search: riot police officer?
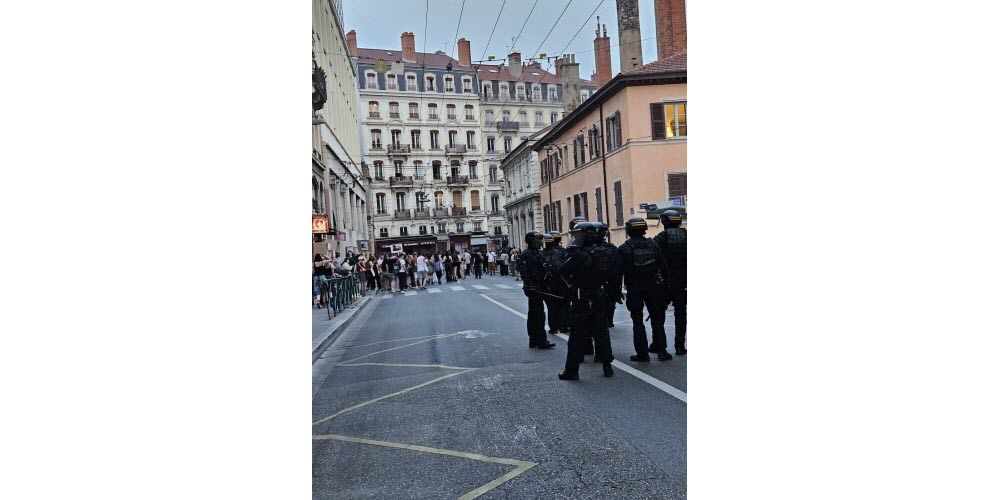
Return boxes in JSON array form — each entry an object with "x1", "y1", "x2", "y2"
[
  {"x1": 518, "y1": 231, "x2": 556, "y2": 350},
  {"x1": 542, "y1": 233, "x2": 570, "y2": 334},
  {"x1": 619, "y1": 217, "x2": 672, "y2": 361},
  {"x1": 653, "y1": 210, "x2": 687, "y2": 355},
  {"x1": 563, "y1": 218, "x2": 594, "y2": 355},
  {"x1": 592, "y1": 221, "x2": 623, "y2": 329},
  {"x1": 558, "y1": 222, "x2": 615, "y2": 380}
]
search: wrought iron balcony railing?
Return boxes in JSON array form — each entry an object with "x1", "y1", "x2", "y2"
[
  {"x1": 446, "y1": 145, "x2": 467, "y2": 155},
  {"x1": 447, "y1": 175, "x2": 469, "y2": 185},
  {"x1": 387, "y1": 145, "x2": 411, "y2": 155},
  {"x1": 394, "y1": 209, "x2": 412, "y2": 219},
  {"x1": 389, "y1": 176, "x2": 414, "y2": 186}
]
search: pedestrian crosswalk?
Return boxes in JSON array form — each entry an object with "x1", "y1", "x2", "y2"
[{"x1": 378, "y1": 282, "x2": 520, "y2": 299}]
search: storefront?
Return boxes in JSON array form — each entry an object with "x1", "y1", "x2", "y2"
[
  {"x1": 374, "y1": 235, "x2": 437, "y2": 255},
  {"x1": 448, "y1": 234, "x2": 470, "y2": 253}
]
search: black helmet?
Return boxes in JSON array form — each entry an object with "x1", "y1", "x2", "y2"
[
  {"x1": 525, "y1": 230, "x2": 544, "y2": 249},
  {"x1": 548, "y1": 230, "x2": 562, "y2": 244},
  {"x1": 660, "y1": 209, "x2": 683, "y2": 228},
  {"x1": 625, "y1": 217, "x2": 648, "y2": 237},
  {"x1": 571, "y1": 222, "x2": 599, "y2": 247},
  {"x1": 567, "y1": 216, "x2": 588, "y2": 232},
  {"x1": 592, "y1": 221, "x2": 609, "y2": 241},
  {"x1": 542, "y1": 233, "x2": 555, "y2": 248}
]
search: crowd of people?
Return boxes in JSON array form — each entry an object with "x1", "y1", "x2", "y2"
[{"x1": 313, "y1": 247, "x2": 525, "y2": 306}]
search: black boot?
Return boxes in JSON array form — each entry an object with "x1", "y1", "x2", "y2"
[
  {"x1": 658, "y1": 351, "x2": 673, "y2": 361},
  {"x1": 630, "y1": 354, "x2": 651, "y2": 362},
  {"x1": 558, "y1": 372, "x2": 579, "y2": 381},
  {"x1": 602, "y1": 363, "x2": 614, "y2": 377}
]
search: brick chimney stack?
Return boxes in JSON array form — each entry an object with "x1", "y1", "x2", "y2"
[
  {"x1": 655, "y1": 0, "x2": 686, "y2": 59},
  {"x1": 508, "y1": 51, "x2": 522, "y2": 79},
  {"x1": 346, "y1": 29, "x2": 357, "y2": 56},
  {"x1": 593, "y1": 17, "x2": 612, "y2": 87},
  {"x1": 616, "y1": 0, "x2": 643, "y2": 72},
  {"x1": 400, "y1": 32, "x2": 416, "y2": 62},
  {"x1": 560, "y1": 54, "x2": 581, "y2": 113},
  {"x1": 457, "y1": 38, "x2": 472, "y2": 67}
]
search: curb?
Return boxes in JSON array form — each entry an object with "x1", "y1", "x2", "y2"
[{"x1": 312, "y1": 294, "x2": 377, "y2": 363}]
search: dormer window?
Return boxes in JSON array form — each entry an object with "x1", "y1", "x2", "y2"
[
  {"x1": 499, "y1": 83, "x2": 509, "y2": 100},
  {"x1": 386, "y1": 74, "x2": 398, "y2": 90},
  {"x1": 366, "y1": 72, "x2": 377, "y2": 89},
  {"x1": 483, "y1": 84, "x2": 492, "y2": 99},
  {"x1": 426, "y1": 76, "x2": 435, "y2": 92},
  {"x1": 406, "y1": 74, "x2": 417, "y2": 91},
  {"x1": 444, "y1": 76, "x2": 454, "y2": 92},
  {"x1": 462, "y1": 77, "x2": 472, "y2": 93},
  {"x1": 548, "y1": 86, "x2": 557, "y2": 101}
]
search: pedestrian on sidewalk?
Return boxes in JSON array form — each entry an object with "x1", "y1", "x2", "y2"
[
  {"x1": 434, "y1": 253, "x2": 444, "y2": 284},
  {"x1": 487, "y1": 248, "x2": 497, "y2": 276},
  {"x1": 416, "y1": 252, "x2": 428, "y2": 289}
]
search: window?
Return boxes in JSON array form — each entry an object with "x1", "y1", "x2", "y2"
[
  {"x1": 437, "y1": 223, "x2": 446, "y2": 233},
  {"x1": 444, "y1": 76, "x2": 454, "y2": 92},
  {"x1": 651, "y1": 101, "x2": 687, "y2": 139},
  {"x1": 428, "y1": 103, "x2": 438, "y2": 119},
  {"x1": 613, "y1": 180, "x2": 624, "y2": 226},
  {"x1": 466, "y1": 131, "x2": 475, "y2": 148},
  {"x1": 410, "y1": 130, "x2": 421, "y2": 148},
  {"x1": 366, "y1": 72, "x2": 378, "y2": 89},
  {"x1": 430, "y1": 130, "x2": 440, "y2": 149},
  {"x1": 519, "y1": 110, "x2": 527, "y2": 123},
  {"x1": 450, "y1": 160, "x2": 460, "y2": 177},
  {"x1": 414, "y1": 161, "x2": 423, "y2": 179},
  {"x1": 406, "y1": 75, "x2": 417, "y2": 91},
  {"x1": 488, "y1": 166, "x2": 498, "y2": 183},
  {"x1": 432, "y1": 161, "x2": 442, "y2": 179},
  {"x1": 370, "y1": 130, "x2": 382, "y2": 149},
  {"x1": 487, "y1": 136, "x2": 496, "y2": 153},
  {"x1": 446, "y1": 104, "x2": 456, "y2": 119},
  {"x1": 606, "y1": 111, "x2": 623, "y2": 150},
  {"x1": 368, "y1": 101, "x2": 380, "y2": 118},
  {"x1": 550, "y1": 112, "x2": 558, "y2": 124},
  {"x1": 483, "y1": 84, "x2": 492, "y2": 99},
  {"x1": 469, "y1": 161, "x2": 478, "y2": 179},
  {"x1": 434, "y1": 191, "x2": 443, "y2": 207},
  {"x1": 534, "y1": 111, "x2": 543, "y2": 126},
  {"x1": 395, "y1": 192, "x2": 406, "y2": 210},
  {"x1": 456, "y1": 222, "x2": 465, "y2": 232},
  {"x1": 426, "y1": 76, "x2": 435, "y2": 92},
  {"x1": 379, "y1": 227, "x2": 389, "y2": 237},
  {"x1": 386, "y1": 74, "x2": 398, "y2": 90},
  {"x1": 400, "y1": 226, "x2": 409, "y2": 236},
  {"x1": 409, "y1": 102, "x2": 419, "y2": 119},
  {"x1": 373, "y1": 161, "x2": 384, "y2": 180},
  {"x1": 390, "y1": 129, "x2": 401, "y2": 147},
  {"x1": 452, "y1": 190, "x2": 463, "y2": 207},
  {"x1": 555, "y1": 200, "x2": 563, "y2": 232},
  {"x1": 502, "y1": 110, "x2": 510, "y2": 122},
  {"x1": 595, "y1": 187, "x2": 603, "y2": 223},
  {"x1": 376, "y1": 193, "x2": 387, "y2": 214},
  {"x1": 531, "y1": 84, "x2": 541, "y2": 100},
  {"x1": 581, "y1": 90, "x2": 589, "y2": 102},
  {"x1": 573, "y1": 194, "x2": 581, "y2": 217},
  {"x1": 548, "y1": 86, "x2": 557, "y2": 101},
  {"x1": 581, "y1": 192, "x2": 589, "y2": 220},
  {"x1": 464, "y1": 105, "x2": 474, "y2": 120},
  {"x1": 462, "y1": 77, "x2": 472, "y2": 93},
  {"x1": 516, "y1": 84, "x2": 526, "y2": 101},
  {"x1": 499, "y1": 83, "x2": 509, "y2": 100},
  {"x1": 448, "y1": 130, "x2": 457, "y2": 147},
  {"x1": 471, "y1": 190, "x2": 481, "y2": 211},
  {"x1": 543, "y1": 204, "x2": 550, "y2": 232},
  {"x1": 419, "y1": 225, "x2": 427, "y2": 235},
  {"x1": 474, "y1": 220, "x2": 482, "y2": 231},
  {"x1": 588, "y1": 125, "x2": 601, "y2": 159},
  {"x1": 491, "y1": 195, "x2": 500, "y2": 213},
  {"x1": 503, "y1": 137, "x2": 512, "y2": 153},
  {"x1": 393, "y1": 160, "x2": 403, "y2": 176},
  {"x1": 668, "y1": 173, "x2": 688, "y2": 199},
  {"x1": 485, "y1": 109, "x2": 494, "y2": 124}
]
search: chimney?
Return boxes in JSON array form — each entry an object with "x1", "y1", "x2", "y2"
[
  {"x1": 593, "y1": 17, "x2": 612, "y2": 87},
  {"x1": 559, "y1": 54, "x2": 581, "y2": 113},
  {"x1": 554, "y1": 56, "x2": 564, "y2": 78},
  {"x1": 346, "y1": 29, "x2": 357, "y2": 56},
  {"x1": 655, "y1": 0, "x2": 686, "y2": 59},
  {"x1": 400, "y1": 32, "x2": 416, "y2": 62},
  {"x1": 616, "y1": 0, "x2": 643, "y2": 72},
  {"x1": 508, "y1": 51, "x2": 522, "y2": 79},
  {"x1": 457, "y1": 38, "x2": 472, "y2": 67}
]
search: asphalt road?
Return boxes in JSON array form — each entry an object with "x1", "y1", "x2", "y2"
[{"x1": 313, "y1": 272, "x2": 687, "y2": 499}]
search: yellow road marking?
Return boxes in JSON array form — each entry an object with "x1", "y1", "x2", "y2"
[
  {"x1": 313, "y1": 434, "x2": 537, "y2": 499},
  {"x1": 337, "y1": 332, "x2": 465, "y2": 364},
  {"x1": 312, "y1": 368, "x2": 475, "y2": 425}
]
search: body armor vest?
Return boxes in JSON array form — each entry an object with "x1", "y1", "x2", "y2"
[
  {"x1": 629, "y1": 238, "x2": 657, "y2": 270},
  {"x1": 656, "y1": 228, "x2": 687, "y2": 264}
]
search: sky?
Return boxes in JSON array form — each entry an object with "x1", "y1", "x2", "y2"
[{"x1": 343, "y1": 0, "x2": 661, "y2": 80}]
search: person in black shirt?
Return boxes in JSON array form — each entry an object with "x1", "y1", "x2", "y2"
[
  {"x1": 518, "y1": 232, "x2": 556, "y2": 350},
  {"x1": 618, "y1": 217, "x2": 672, "y2": 361},
  {"x1": 653, "y1": 210, "x2": 687, "y2": 355},
  {"x1": 558, "y1": 223, "x2": 615, "y2": 380}
]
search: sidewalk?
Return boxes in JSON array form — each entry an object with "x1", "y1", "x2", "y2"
[{"x1": 312, "y1": 292, "x2": 376, "y2": 362}]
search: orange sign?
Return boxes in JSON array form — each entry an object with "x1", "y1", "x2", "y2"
[{"x1": 312, "y1": 215, "x2": 329, "y2": 234}]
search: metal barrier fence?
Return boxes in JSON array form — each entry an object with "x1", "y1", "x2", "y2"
[{"x1": 315, "y1": 271, "x2": 364, "y2": 320}]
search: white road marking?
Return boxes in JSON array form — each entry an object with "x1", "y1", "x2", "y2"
[
  {"x1": 381, "y1": 294, "x2": 393, "y2": 299},
  {"x1": 450, "y1": 286, "x2": 466, "y2": 291},
  {"x1": 494, "y1": 284, "x2": 513, "y2": 289},
  {"x1": 404, "y1": 291, "x2": 417, "y2": 297},
  {"x1": 472, "y1": 285, "x2": 489, "y2": 290},
  {"x1": 480, "y1": 294, "x2": 687, "y2": 404},
  {"x1": 428, "y1": 288, "x2": 442, "y2": 293}
]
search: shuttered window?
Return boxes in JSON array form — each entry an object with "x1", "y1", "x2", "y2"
[
  {"x1": 613, "y1": 181, "x2": 624, "y2": 226},
  {"x1": 581, "y1": 192, "x2": 589, "y2": 220},
  {"x1": 651, "y1": 103, "x2": 666, "y2": 140},
  {"x1": 556, "y1": 201, "x2": 563, "y2": 232},
  {"x1": 668, "y1": 173, "x2": 688, "y2": 199},
  {"x1": 573, "y1": 194, "x2": 581, "y2": 217},
  {"x1": 595, "y1": 188, "x2": 603, "y2": 223}
]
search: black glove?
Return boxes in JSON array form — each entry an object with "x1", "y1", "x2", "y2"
[{"x1": 523, "y1": 284, "x2": 536, "y2": 297}]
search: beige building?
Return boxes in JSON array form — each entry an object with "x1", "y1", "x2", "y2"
[
  {"x1": 312, "y1": 0, "x2": 369, "y2": 258},
  {"x1": 533, "y1": 53, "x2": 687, "y2": 247}
]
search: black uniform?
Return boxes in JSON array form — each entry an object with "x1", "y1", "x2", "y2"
[
  {"x1": 654, "y1": 227, "x2": 687, "y2": 354},
  {"x1": 542, "y1": 245, "x2": 570, "y2": 333},
  {"x1": 619, "y1": 236, "x2": 670, "y2": 359},
  {"x1": 599, "y1": 240, "x2": 623, "y2": 327},
  {"x1": 560, "y1": 244, "x2": 615, "y2": 377},
  {"x1": 518, "y1": 246, "x2": 549, "y2": 347}
]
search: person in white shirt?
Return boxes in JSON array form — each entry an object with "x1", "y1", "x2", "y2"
[
  {"x1": 487, "y1": 249, "x2": 497, "y2": 276},
  {"x1": 416, "y1": 253, "x2": 428, "y2": 289}
]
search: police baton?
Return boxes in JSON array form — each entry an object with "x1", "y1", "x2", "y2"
[{"x1": 528, "y1": 289, "x2": 568, "y2": 300}]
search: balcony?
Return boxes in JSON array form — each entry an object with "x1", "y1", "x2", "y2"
[
  {"x1": 389, "y1": 175, "x2": 414, "y2": 187},
  {"x1": 409, "y1": 113, "x2": 419, "y2": 119},
  {"x1": 394, "y1": 209, "x2": 412, "y2": 219},
  {"x1": 413, "y1": 209, "x2": 431, "y2": 218},
  {"x1": 428, "y1": 113, "x2": 439, "y2": 120},
  {"x1": 446, "y1": 145, "x2": 467, "y2": 155},
  {"x1": 387, "y1": 144, "x2": 411, "y2": 155},
  {"x1": 489, "y1": 210, "x2": 504, "y2": 217},
  {"x1": 496, "y1": 121, "x2": 521, "y2": 131},
  {"x1": 451, "y1": 207, "x2": 467, "y2": 216},
  {"x1": 432, "y1": 208, "x2": 449, "y2": 218},
  {"x1": 389, "y1": 112, "x2": 400, "y2": 118},
  {"x1": 464, "y1": 115, "x2": 475, "y2": 121},
  {"x1": 447, "y1": 175, "x2": 469, "y2": 186},
  {"x1": 369, "y1": 112, "x2": 381, "y2": 118}
]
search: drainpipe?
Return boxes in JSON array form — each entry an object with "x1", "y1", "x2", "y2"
[{"x1": 598, "y1": 103, "x2": 611, "y2": 236}]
